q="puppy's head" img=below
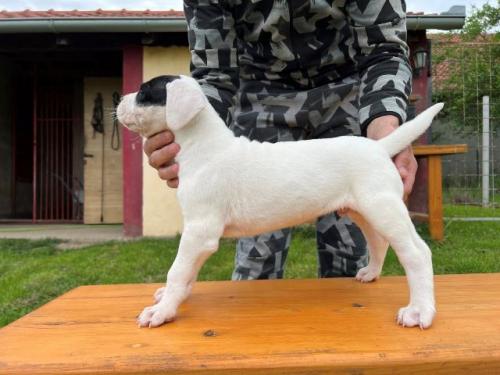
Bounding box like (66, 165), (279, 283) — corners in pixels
(117, 75), (208, 137)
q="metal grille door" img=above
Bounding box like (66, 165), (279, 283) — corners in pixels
(34, 79), (80, 222)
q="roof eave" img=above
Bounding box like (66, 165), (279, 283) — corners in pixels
(0, 16), (466, 33)
(0, 17), (188, 33)
(0, 5), (466, 34)
(407, 15), (466, 31)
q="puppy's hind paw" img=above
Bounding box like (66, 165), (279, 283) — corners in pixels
(137, 303), (176, 328)
(397, 304), (436, 329)
(355, 266), (381, 283)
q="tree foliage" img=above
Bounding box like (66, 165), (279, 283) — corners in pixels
(431, 1), (499, 133)
(462, 0), (500, 41)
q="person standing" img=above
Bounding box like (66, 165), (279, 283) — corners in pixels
(144, 0), (417, 280)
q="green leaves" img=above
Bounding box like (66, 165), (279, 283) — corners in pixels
(462, 1), (500, 41)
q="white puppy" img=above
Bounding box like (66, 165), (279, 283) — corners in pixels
(117, 75), (443, 329)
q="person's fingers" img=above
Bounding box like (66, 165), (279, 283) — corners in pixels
(158, 163), (179, 181)
(143, 131), (175, 157)
(167, 178), (179, 189)
(143, 131), (180, 188)
(394, 147), (417, 196)
(403, 169), (416, 196)
(148, 143), (180, 169)
(398, 165), (409, 179)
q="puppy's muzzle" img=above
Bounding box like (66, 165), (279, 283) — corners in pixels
(116, 93), (141, 133)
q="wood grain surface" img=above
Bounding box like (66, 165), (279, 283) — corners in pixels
(427, 155), (444, 240)
(412, 144), (468, 156)
(0, 274), (499, 374)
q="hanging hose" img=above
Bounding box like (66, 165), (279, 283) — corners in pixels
(91, 92), (104, 137)
(111, 91), (121, 150)
(91, 91), (122, 222)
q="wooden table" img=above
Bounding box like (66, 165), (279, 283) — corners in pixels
(1, 275), (499, 374)
(412, 144), (468, 241)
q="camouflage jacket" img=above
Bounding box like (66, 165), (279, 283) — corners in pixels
(184, 0), (412, 136)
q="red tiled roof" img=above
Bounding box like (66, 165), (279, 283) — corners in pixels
(0, 9), (185, 19)
(0, 9), (442, 20)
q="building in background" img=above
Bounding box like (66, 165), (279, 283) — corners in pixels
(0, 7), (466, 236)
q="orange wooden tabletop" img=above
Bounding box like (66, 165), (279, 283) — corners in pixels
(0, 274), (499, 374)
(412, 144), (468, 156)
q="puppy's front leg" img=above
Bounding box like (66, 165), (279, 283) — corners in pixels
(137, 223), (223, 328)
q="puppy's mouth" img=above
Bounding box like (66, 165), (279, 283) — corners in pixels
(119, 117), (146, 137)
(121, 120), (142, 134)
(117, 112), (140, 133)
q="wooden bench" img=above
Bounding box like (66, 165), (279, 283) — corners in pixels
(411, 144), (468, 241)
(1, 275), (499, 374)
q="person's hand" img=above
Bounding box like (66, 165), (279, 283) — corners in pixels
(143, 131), (180, 188)
(366, 115), (418, 199)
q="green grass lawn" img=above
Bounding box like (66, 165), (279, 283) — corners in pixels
(1, 214), (499, 328)
(443, 184), (500, 217)
(444, 203), (500, 217)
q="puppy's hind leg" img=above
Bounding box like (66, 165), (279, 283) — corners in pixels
(138, 220), (224, 328)
(348, 211), (389, 283)
(357, 194), (435, 329)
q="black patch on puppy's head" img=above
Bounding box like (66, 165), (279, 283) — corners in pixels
(135, 75), (180, 106)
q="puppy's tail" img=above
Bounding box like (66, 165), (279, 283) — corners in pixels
(378, 103), (444, 157)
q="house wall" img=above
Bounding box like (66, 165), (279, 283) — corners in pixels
(83, 77), (123, 223)
(142, 46), (190, 236)
(0, 58), (13, 218)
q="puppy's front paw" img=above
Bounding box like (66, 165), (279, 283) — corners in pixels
(397, 304), (435, 329)
(137, 303), (176, 328)
(355, 266), (381, 283)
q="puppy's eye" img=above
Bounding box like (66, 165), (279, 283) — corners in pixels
(137, 91), (149, 102)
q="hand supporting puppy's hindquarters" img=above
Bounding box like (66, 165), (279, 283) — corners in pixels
(144, 130), (181, 188)
(393, 146), (417, 199)
(366, 115), (418, 198)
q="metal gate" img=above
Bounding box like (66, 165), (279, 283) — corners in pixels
(33, 76), (81, 222)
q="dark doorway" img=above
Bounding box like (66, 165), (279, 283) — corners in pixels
(11, 71), (34, 219)
(0, 46), (122, 222)
(5, 68), (81, 221)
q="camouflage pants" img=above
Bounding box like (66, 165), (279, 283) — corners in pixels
(230, 77), (368, 280)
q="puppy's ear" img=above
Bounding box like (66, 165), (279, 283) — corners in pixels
(166, 77), (208, 131)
